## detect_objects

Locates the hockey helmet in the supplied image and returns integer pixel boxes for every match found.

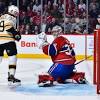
[8,5,19,17]
[52,25,62,38]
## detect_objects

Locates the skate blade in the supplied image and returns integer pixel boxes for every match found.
[8,82,21,88]
[38,81,53,87]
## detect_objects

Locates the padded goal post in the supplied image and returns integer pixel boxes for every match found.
[94,29,100,94]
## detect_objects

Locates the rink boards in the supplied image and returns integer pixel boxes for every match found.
[4,35,93,60]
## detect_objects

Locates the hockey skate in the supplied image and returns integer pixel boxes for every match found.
[38,75,54,87]
[69,72,88,84]
[8,75,21,87]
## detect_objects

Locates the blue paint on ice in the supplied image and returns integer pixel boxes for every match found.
[14,83,97,96]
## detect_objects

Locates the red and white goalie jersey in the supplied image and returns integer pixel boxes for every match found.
[42,36,76,65]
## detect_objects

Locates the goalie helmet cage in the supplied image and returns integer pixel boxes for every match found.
[94,29,100,94]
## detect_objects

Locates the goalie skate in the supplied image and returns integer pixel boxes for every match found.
[8,75,21,87]
[38,75,54,87]
[69,72,88,84]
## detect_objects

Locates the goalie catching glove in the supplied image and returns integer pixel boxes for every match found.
[36,32,48,49]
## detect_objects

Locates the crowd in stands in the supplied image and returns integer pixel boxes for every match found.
[0,0,100,34]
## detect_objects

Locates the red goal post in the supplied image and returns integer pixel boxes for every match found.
[94,29,100,94]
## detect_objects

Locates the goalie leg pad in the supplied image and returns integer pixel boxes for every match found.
[38,75,54,86]
[70,72,87,84]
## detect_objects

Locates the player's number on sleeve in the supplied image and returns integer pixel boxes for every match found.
[0,21,4,32]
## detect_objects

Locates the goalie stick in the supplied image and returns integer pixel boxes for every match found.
[74,55,92,65]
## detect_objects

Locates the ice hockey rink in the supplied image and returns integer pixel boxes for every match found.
[0,58,100,100]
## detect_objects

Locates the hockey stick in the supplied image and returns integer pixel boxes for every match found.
[74,55,93,65]
[0,36,13,38]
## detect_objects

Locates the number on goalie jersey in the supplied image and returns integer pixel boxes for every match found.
[43,35,76,65]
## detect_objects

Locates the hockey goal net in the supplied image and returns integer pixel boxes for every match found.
[94,29,100,94]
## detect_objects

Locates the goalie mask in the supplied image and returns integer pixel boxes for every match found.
[52,25,62,38]
[8,5,19,17]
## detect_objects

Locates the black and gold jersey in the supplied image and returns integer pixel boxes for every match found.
[0,14,17,44]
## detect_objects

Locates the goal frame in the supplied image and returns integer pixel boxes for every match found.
[94,29,100,94]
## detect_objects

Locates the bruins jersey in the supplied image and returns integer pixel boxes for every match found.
[0,14,17,44]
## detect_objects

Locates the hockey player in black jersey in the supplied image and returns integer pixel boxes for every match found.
[0,5,21,85]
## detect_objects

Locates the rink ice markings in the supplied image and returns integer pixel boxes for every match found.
[0,58,97,96]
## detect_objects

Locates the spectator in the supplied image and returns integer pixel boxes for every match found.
[42,4,48,16]
[32,0,41,13]
[41,17,47,32]
[64,17,72,34]
[57,0,64,14]
[2,0,100,34]
[66,0,75,17]
[71,17,82,34]
[26,6,35,18]
[89,0,99,12]
[96,15,100,29]
[78,0,86,11]
[34,25,41,34]
[9,0,17,5]
[51,3,63,19]
[19,24,26,34]
[45,17,61,33]
[20,0,30,11]
[88,15,97,34]
[89,3,99,18]
[0,2,5,15]
[77,0,86,18]
[19,11,30,25]
[24,24,32,34]
[31,11,41,26]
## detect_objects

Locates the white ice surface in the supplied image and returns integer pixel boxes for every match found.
[0,58,100,100]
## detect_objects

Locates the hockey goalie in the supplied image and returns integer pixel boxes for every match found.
[36,25,87,87]
[0,5,21,86]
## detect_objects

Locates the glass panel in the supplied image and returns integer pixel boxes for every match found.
[64,0,87,34]
[41,0,64,34]
[1,0,99,34]
[38,0,99,35]
[88,0,100,34]
[19,0,42,34]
